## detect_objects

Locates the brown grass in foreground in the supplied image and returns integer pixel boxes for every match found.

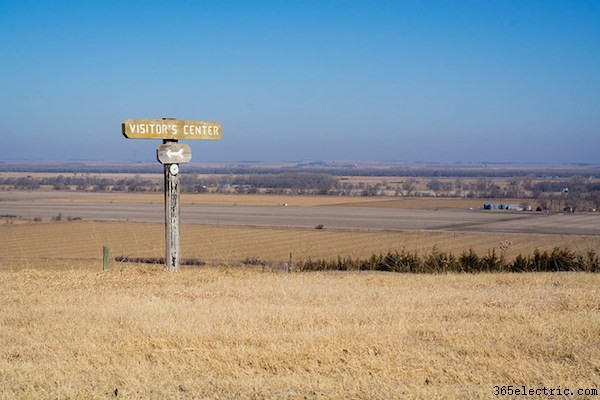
[0,261,598,399]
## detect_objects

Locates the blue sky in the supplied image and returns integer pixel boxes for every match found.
[1,0,599,163]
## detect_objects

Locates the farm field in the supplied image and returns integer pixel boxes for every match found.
[0,190,490,208]
[0,262,598,399]
[1,220,599,266]
[2,191,600,235]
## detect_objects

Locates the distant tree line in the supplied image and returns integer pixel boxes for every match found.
[0,175,160,192]
[181,173,338,194]
[2,162,599,179]
[2,173,599,211]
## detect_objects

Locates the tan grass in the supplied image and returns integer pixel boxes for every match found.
[0,262,598,399]
[1,221,599,265]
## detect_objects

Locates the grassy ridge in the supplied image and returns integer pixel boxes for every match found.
[1,263,599,399]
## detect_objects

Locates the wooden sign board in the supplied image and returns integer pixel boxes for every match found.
[122,119,222,140]
[157,143,192,164]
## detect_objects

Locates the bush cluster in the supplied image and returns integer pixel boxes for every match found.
[115,256,205,266]
[298,247,599,274]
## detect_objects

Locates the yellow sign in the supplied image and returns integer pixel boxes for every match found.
[122,119,222,140]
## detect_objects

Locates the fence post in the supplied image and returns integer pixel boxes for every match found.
[283,251,292,274]
[102,246,110,271]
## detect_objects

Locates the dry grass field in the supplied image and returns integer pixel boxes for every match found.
[1,220,599,266]
[0,262,598,399]
[1,189,599,397]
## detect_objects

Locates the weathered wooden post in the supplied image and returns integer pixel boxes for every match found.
[102,246,110,271]
[122,118,222,271]
[163,140,181,272]
[157,140,192,272]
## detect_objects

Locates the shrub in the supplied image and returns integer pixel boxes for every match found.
[242,257,266,266]
[297,247,597,274]
[423,247,458,273]
[509,254,529,273]
[585,250,599,272]
[481,249,504,272]
[459,249,482,273]
[549,247,577,271]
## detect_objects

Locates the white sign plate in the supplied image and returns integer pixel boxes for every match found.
[157,143,192,164]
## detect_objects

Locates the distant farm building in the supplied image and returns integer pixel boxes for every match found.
[483,203,531,211]
[483,203,508,210]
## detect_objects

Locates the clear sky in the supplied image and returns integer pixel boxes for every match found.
[1,0,599,163]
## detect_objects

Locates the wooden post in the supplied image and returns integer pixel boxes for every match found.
[284,252,292,274]
[123,117,221,273]
[164,140,180,272]
[102,246,110,271]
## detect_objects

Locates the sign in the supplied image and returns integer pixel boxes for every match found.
[121,117,222,272]
[122,119,222,140]
[157,143,192,164]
